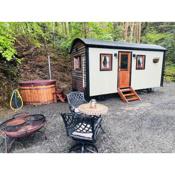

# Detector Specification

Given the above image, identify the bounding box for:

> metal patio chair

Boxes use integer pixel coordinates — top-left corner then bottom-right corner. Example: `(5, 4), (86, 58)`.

(61, 112), (101, 153)
(66, 91), (87, 113)
(66, 91), (105, 133)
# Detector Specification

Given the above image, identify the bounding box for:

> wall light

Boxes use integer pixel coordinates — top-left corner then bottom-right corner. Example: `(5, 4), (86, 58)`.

(114, 53), (118, 58)
(133, 54), (136, 58)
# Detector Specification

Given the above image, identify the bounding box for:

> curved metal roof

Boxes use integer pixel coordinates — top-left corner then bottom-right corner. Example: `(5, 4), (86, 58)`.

(70, 38), (167, 53)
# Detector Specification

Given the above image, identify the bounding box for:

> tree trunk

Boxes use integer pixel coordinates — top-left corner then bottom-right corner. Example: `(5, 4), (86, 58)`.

(113, 22), (118, 41)
(123, 22), (129, 41)
(82, 22), (88, 38)
(129, 22), (135, 42)
(138, 22), (142, 43)
(68, 22), (72, 35)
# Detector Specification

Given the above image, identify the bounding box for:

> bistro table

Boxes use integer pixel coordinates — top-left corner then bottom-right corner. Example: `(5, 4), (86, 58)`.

(78, 103), (108, 133)
(78, 103), (108, 116)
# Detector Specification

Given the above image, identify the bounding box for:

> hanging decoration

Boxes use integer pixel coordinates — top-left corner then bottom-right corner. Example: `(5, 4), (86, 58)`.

(10, 89), (23, 111)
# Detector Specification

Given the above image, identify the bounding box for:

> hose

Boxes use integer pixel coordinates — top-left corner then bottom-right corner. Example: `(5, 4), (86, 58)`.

(10, 89), (23, 111)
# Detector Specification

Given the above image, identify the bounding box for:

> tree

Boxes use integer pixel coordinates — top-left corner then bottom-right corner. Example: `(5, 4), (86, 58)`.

(122, 22), (142, 43)
(0, 23), (16, 61)
(141, 22), (175, 63)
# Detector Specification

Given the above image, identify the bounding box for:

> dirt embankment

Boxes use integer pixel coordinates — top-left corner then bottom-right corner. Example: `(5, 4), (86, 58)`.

(15, 37), (72, 92)
(19, 54), (72, 93)
(0, 40), (72, 109)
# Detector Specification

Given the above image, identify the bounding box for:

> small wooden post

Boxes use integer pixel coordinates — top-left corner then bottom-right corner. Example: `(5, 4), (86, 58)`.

(48, 55), (52, 80)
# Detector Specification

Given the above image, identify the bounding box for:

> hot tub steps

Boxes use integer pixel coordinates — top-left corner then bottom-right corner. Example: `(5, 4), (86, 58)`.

(55, 89), (66, 102)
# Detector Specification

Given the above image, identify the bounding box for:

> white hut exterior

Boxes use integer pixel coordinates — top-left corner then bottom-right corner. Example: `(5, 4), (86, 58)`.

(70, 38), (166, 102)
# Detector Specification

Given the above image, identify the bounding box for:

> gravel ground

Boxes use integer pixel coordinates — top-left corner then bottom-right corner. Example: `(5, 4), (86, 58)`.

(1, 83), (175, 153)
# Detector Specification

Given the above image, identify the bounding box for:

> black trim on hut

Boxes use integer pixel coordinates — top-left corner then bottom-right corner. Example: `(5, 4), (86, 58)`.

(70, 38), (167, 53)
(161, 51), (166, 87)
(84, 46), (90, 100)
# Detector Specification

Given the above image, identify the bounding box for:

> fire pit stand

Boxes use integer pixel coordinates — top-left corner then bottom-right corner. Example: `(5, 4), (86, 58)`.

(0, 112), (47, 153)
(0, 132), (15, 153)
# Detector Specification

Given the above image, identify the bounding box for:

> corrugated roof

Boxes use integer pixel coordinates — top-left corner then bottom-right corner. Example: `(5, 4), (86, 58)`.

(70, 38), (167, 52)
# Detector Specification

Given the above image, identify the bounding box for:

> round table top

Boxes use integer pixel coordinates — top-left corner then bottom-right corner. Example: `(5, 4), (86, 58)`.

(78, 103), (108, 116)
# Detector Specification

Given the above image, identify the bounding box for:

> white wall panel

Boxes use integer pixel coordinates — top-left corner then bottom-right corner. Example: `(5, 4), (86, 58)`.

(89, 48), (118, 96)
(131, 51), (163, 89)
(88, 47), (164, 96)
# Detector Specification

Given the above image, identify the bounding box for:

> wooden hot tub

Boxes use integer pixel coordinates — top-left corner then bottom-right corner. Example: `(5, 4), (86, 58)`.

(19, 80), (57, 105)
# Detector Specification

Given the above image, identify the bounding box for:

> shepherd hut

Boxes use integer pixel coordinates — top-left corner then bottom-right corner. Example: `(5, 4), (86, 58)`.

(70, 38), (166, 102)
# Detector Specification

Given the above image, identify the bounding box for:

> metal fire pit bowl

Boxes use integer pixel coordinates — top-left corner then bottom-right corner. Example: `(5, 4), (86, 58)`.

(0, 112), (47, 153)
(4, 118), (26, 132)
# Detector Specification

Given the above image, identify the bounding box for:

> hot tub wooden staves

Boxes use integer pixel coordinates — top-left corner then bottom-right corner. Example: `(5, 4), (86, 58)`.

(19, 80), (57, 105)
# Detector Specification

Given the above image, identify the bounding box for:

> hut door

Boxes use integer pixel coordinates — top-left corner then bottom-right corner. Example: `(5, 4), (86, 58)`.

(118, 52), (131, 88)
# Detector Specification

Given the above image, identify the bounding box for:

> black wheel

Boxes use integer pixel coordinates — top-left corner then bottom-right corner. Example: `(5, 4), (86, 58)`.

(96, 96), (106, 101)
(147, 88), (153, 93)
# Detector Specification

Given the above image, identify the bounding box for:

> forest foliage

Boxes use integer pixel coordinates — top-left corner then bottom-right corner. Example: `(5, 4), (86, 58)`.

(0, 22), (174, 61)
(1, 22), (174, 80)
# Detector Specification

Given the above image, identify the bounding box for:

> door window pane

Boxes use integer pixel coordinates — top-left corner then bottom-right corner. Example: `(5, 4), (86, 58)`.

(120, 54), (128, 70)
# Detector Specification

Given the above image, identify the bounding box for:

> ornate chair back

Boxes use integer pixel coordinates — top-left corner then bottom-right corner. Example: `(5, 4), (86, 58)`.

(66, 92), (87, 113)
(60, 113), (98, 141)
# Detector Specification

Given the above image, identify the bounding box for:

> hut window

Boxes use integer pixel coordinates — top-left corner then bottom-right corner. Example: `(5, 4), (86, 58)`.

(74, 56), (81, 70)
(136, 55), (146, 70)
(100, 53), (113, 71)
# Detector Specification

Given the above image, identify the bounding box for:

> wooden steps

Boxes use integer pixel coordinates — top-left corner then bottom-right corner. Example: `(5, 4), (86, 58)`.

(117, 87), (141, 103)
(124, 93), (135, 97)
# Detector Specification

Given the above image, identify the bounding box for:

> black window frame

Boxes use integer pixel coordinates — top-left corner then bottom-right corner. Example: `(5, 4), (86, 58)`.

(100, 53), (113, 71)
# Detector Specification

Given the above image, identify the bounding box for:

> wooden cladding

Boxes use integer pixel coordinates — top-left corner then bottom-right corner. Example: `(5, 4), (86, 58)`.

(71, 41), (86, 91)
(72, 79), (84, 91)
